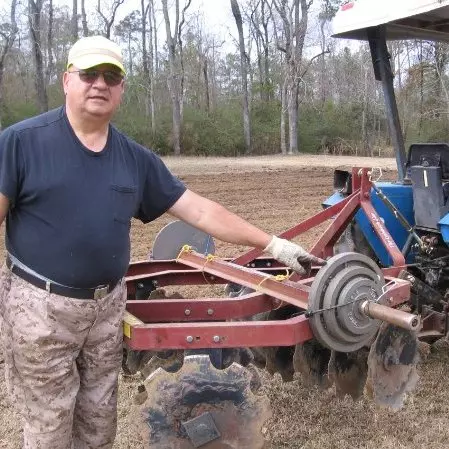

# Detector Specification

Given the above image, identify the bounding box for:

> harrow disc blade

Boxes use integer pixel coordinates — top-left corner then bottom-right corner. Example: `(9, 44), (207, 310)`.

(365, 323), (419, 409)
(328, 349), (369, 400)
(293, 340), (332, 388)
(139, 354), (271, 448)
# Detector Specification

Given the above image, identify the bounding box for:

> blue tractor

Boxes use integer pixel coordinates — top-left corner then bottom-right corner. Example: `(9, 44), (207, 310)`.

(328, 1), (449, 337)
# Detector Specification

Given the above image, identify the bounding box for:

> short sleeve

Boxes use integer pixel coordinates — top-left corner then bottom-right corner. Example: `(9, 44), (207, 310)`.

(135, 151), (186, 223)
(0, 128), (23, 203)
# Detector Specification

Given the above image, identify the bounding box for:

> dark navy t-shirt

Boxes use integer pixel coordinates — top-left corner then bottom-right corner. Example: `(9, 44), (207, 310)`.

(0, 107), (186, 287)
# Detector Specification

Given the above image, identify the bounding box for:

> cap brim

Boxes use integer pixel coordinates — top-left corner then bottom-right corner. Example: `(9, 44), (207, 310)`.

(68, 54), (126, 75)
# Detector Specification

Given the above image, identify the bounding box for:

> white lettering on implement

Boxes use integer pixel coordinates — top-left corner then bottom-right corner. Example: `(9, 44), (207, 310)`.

(370, 212), (396, 248)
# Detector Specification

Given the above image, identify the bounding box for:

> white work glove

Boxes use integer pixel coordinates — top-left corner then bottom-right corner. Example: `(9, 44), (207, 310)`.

(264, 236), (326, 275)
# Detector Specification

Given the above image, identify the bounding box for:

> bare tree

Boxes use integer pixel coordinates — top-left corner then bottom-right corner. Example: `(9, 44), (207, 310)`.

(81, 0), (88, 36)
(0, 0), (18, 131)
(140, 0), (150, 117)
(201, 35), (223, 113)
(184, 16), (218, 113)
(231, 0), (251, 154)
(273, 0), (312, 154)
(317, 0), (339, 105)
(249, 0), (272, 102)
(209, 37), (220, 111)
(433, 42), (449, 114)
(280, 77), (288, 153)
(418, 40), (424, 135)
(177, 0), (190, 121)
(29, 0), (48, 113)
(199, 34), (214, 113)
(115, 11), (139, 76)
(71, 0), (78, 41)
(161, 0), (192, 155)
(147, 0), (156, 135)
(97, 0), (124, 39)
(46, 0), (54, 84)
(151, 0), (158, 72)
(135, 0), (156, 136)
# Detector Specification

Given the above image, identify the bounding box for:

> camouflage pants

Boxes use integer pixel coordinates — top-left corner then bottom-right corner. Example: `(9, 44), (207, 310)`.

(0, 265), (127, 449)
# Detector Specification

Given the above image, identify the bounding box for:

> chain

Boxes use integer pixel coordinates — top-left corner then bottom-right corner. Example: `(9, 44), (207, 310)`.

(306, 281), (395, 317)
(305, 296), (370, 317)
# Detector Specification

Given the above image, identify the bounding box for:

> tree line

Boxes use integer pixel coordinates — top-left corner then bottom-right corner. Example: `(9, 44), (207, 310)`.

(1, 0), (448, 157)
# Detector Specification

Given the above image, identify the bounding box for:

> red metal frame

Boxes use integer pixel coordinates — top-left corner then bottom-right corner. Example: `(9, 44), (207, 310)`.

(123, 168), (412, 351)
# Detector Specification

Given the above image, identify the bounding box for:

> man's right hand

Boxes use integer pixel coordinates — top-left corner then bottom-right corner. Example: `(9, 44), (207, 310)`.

(264, 235), (326, 275)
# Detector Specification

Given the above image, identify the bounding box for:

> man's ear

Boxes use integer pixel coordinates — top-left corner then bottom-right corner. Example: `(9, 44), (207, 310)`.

(62, 71), (69, 95)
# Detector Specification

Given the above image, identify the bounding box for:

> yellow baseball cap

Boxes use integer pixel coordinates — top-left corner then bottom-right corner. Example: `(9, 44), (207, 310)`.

(67, 35), (126, 75)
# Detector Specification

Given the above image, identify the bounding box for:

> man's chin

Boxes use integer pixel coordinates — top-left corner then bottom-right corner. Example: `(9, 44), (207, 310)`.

(85, 106), (116, 119)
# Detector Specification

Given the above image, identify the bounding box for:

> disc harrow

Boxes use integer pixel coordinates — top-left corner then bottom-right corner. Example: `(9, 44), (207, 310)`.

(123, 169), (427, 448)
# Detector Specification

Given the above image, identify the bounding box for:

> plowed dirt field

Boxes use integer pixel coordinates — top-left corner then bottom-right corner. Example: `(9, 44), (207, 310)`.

(1, 155), (449, 449)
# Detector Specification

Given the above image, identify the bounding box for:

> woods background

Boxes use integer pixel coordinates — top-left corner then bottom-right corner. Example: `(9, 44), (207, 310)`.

(0, 0), (448, 157)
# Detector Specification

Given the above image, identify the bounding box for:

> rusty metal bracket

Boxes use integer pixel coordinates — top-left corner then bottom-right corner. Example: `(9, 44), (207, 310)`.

(182, 412), (221, 448)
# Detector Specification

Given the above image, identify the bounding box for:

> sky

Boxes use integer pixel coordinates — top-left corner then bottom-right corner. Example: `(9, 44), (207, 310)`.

(1, 0), (352, 57)
(0, 0), (236, 45)
(100, 0), (348, 60)
(112, 0), (236, 44)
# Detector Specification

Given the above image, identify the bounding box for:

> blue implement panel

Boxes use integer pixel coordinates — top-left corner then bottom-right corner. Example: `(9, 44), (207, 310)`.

(323, 182), (415, 266)
(438, 213), (449, 244)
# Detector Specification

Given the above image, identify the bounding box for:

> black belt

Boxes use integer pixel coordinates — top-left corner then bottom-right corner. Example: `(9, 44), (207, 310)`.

(6, 256), (118, 300)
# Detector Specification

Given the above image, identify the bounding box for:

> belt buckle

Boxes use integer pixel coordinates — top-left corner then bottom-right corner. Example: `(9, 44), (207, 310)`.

(94, 285), (109, 300)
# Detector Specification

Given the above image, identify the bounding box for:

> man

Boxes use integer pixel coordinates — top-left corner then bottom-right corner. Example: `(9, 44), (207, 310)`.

(0, 35), (324, 448)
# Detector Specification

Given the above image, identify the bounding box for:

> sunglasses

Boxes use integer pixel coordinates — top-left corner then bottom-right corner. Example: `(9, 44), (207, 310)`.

(70, 69), (124, 87)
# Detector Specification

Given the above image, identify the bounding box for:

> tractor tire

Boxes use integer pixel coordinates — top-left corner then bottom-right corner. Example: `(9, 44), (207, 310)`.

(334, 221), (378, 263)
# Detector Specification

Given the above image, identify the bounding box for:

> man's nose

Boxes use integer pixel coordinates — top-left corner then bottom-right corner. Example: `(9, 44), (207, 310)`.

(91, 73), (109, 88)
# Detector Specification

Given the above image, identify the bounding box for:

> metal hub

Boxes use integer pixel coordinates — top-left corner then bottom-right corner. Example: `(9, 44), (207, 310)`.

(308, 252), (385, 352)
